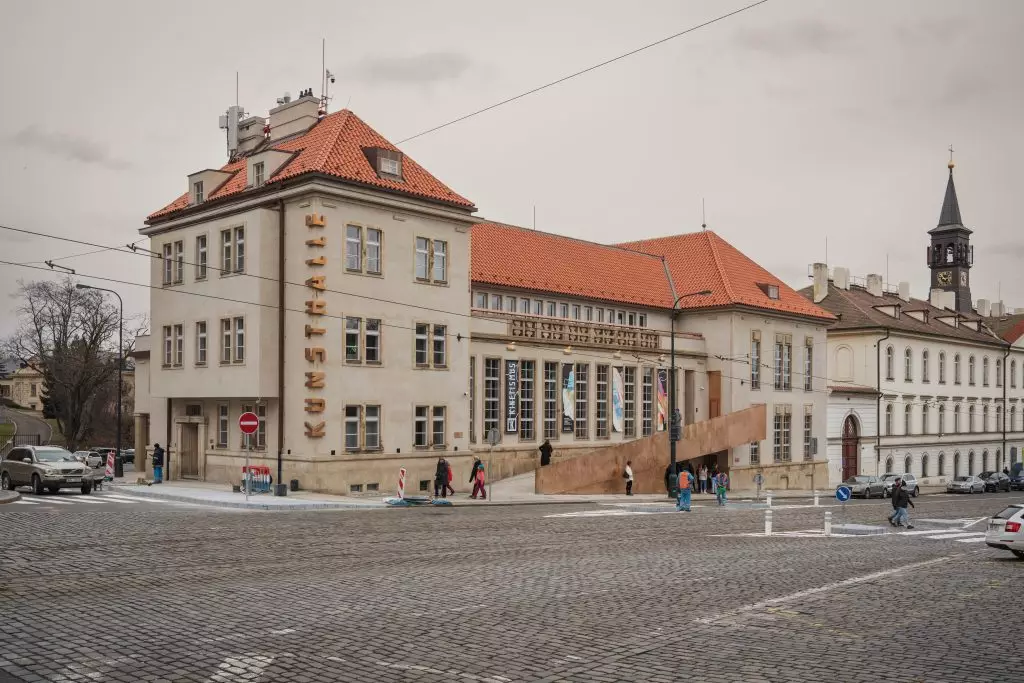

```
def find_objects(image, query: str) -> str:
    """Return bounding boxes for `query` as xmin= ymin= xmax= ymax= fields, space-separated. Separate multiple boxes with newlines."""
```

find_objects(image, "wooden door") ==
xmin=708 ymin=371 xmax=721 ymax=419
xmin=180 ymin=424 xmax=199 ymax=478
xmin=841 ymin=415 xmax=859 ymax=481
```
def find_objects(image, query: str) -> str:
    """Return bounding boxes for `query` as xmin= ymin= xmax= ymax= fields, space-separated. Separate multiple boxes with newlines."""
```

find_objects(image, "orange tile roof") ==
xmin=148 ymin=109 xmax=474 ymax=221
xmin=620 ymin=232 xmax=835 ymax=320
xmin=471 ymin=223 xmax=674 ymax=308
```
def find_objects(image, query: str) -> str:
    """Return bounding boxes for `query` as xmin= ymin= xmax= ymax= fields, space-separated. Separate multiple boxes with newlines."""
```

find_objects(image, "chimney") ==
xmin=976 ymin=299 xmax=990 ymax=317
xmin=930 ymin=288 xmax=944 ymax=308
xmin=267 ymin=91 xmax=320 ymax=142
xmin=866 ymin=273 xmax=884 ymax=297
xmin=943 ymin=291 xmax=956 ymax=311
xmin=812 ymin=263 xmax=829 ymax=303
xmin=898 ymin=281 xmax=911 ymax=302
xmin=833 ymin=267 xmax=850 ymax=290
xmin=236 ymin=115 xmax=268 ymax=156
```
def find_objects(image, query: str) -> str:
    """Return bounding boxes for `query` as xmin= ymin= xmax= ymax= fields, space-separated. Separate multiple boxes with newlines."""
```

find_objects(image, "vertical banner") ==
xmin=561 ymin=362 xmax=575 ymax=433
xmin=656 ymin=369 xmax=668 ymax=431
xmin=505 ymin=359 xmax=520 ymax=434
xmin=611 ymin=367 xmax=625 ymax=433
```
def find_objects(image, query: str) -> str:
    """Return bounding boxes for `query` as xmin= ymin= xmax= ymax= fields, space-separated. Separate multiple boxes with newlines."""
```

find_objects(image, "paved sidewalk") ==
xmin=110 ymin=480 xmax=386 ymax=510
xmin=0 ymin=490 xmax=20 ymax=505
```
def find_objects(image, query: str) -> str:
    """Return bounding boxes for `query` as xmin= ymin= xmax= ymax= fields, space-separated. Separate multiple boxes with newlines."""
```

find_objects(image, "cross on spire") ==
xmin=948 ymin=144 xmax=955 ymax=170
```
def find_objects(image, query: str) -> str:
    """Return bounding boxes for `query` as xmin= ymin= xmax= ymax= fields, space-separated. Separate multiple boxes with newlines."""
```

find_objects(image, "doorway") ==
xmin=180 ymin=423 xmax=199 ymax=478
xmin=841 ymin=415 xmax=860 ymax=481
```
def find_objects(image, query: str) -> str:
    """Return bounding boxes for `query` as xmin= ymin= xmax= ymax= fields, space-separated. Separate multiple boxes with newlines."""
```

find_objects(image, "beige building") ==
xmin=1 ymin=365 xmax=44 ymax=412
xmin=133 ymin=92 xmax=834 ymax=494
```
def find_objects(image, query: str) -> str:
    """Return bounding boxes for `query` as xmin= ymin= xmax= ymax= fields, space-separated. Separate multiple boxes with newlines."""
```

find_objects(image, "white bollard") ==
xmin=814 ymin=490 xmax=820 ymax=507
xmin=398 ymin=467 xmax=406 ymax=500
xmin=764 ymin=508 xmax=773 ymax=536
xmin=824 ymin=510 xmax=833 ymax=537
xmin=766 ymin=492 xmax=773 ymax=507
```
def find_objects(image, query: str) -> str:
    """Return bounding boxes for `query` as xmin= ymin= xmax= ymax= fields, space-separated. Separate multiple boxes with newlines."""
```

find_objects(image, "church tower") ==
xmin=927 ymin=156 xmax=973 ymax=314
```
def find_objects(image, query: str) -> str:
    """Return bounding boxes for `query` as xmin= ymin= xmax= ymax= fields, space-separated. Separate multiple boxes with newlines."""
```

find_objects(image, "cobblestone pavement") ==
xmin=1 ymin=492 xmax=1021 ymax=682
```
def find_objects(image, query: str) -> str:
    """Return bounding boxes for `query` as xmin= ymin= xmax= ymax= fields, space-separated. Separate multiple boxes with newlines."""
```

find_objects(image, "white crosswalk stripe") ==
xmin=12 ymin=499 xmax=38 ymax=505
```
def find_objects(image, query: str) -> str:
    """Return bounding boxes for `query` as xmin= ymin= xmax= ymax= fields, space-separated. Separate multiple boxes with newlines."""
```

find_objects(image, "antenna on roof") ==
xmin=533 ymin=205 xmax=536 ymax=230
xmin=701 ymin=198 xmax=707 ymax=231
xmin=319 ymin=38 xmax=334 ymax=117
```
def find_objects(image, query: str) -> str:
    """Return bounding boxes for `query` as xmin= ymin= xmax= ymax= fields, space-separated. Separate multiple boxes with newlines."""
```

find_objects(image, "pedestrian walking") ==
xmin=887 ymin=479 xmax=900 ymax=525
xmin=539 ymin=439 xmax=553 ymax=467
xmin=624 ymin=460 xmax=634 ymax=495
xmin=152 ymin=443 xmax=164 ymax=484
xmin=698 ymin=465 xmax=708 ymax=494
xmin=445 ymin=462 xmax=455 ymax=497
xmin=889 ymin=478 xmax=915 ymax=528
xmin=715 ymin=471 xmax=729 ymax=506
xmin=471 ymin=462 xmax=487 ymax=499
xmin=434 ymin=457 xmax=450 ymax=498
xmin=469 ymin=458 xmax=482 ymax=485
xmin=676 ymin=468 xmax=693 ymax=511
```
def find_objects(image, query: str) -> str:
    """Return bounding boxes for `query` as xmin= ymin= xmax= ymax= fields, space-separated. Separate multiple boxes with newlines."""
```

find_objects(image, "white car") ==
xmin=985 ymin=504 xmax=1024 ymax=559
xmin=73 ymin=450 xmax=104 ymax=469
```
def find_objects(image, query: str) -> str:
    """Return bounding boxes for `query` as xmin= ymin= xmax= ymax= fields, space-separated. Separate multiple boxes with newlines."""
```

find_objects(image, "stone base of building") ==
xmin=729 ymin=460 xmax=830 ymax=492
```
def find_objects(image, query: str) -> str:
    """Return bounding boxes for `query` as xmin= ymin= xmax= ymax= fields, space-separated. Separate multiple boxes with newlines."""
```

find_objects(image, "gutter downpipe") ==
xmin=1003 ymin=343 xmax=1010 ymax=470
xmin=876 ymin=328 xmax=891 ymax=476
xmin=276 ymin=199 xmax=286 ymax=494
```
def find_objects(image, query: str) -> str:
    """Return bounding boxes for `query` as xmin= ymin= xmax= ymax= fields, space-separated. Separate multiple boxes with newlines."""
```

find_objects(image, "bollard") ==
xmin=764 ymin=508 xmax=773 ymax=536
xmin=814 ymin=490 xmax=820 ymax=507
xmin=766 ymin=492 xmax=773 ymax=508
xmin=824 ymin=510 xmax=833 ymax=537
xmin=398 ymin=467 xmax=406 ymax=500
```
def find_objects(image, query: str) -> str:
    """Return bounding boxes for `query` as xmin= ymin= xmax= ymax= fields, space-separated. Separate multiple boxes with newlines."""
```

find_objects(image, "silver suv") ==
xmin=882 ymin=473 xmax=920 ymax=498
xmin=1 ymin=446 xmax=95 ymax=495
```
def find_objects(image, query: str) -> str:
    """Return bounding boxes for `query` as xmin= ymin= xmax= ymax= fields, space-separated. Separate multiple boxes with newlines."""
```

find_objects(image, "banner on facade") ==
xmin=561 ymin=363 xmax=575 ymax=433
xmin=611 ymin=367 xmax=624 ymax=433
xmin=505 ymin=359 xmax=520 ymax=434
xmin=656 ymin=369 xmax=668 ymax=431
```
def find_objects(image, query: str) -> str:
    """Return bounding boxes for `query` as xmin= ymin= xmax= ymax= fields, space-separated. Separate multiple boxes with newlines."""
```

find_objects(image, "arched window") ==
xmin=938 ymin=403 xmax=946 ymax=433
xmin=922 ymin=403 xmax=930 ymax=434
xmin=904 ymin=348 xmax=913 ymax=381
xmin=954 ymin=451 xmax=961 ymax=477
xmin=968 ymin=451 xmax=975 ymax=476
xmin=1013 ymin=360 xmax=1018 ymax=388
xmin=885 ymin=456 xmax=894 ymax=473
xmin=922 ymin=453 xmax=930 ymax=478
xmin=922 ymin=349 xmax=930 ymax=382
xmin=904 ymin=404 xmax=913 ymax=435
xmin=983 ymin=357 xmax=990 ymax=387
xmin=982 ymin=450 xmax=989 ymax=472
xmin=954 ymin=354 xmax=961 ymax=384
xmin=982 ymin=405 xmax=989 ymax=433
xmin=969 ymin=405 xmax=976 ymax=433
xmin=996 ymin=359 xmax=1002 ymax=388
xmin=968 ymin=356 xmax=976 ymax=386
xmin=885 ymin=403 xmax=894 ymax=435
xmin=939 ymin=352 xmax=946 ymax=384
xmin=996 ymin=405 xmax=1002 ymax=432
xmin=954 ymin=404 xmax=961 ymax=433
xmin=938 ymin=452 xmax=946 ymax=476
xmin=904 ymin=454 xmax=912 ymax=475
xmin=885 ymin=346 xmax=895 ymax=380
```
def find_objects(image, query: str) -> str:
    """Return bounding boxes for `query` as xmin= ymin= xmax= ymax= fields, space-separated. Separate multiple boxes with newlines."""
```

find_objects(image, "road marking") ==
xmin=97 ymin=494 xmax=142 ymax=503
xmin=697 ymin=555 xmax=956 ymax=626
xmin=372 ymin=659 xmax=512 ymax=682
xmin=37 ymin=498 xmax=76 ymax=505
xmin=69 ymin=497 xmax=107 ymax=504
xmin=962 ymin=516 xmax=990 ymax=528
xmin=207 ymin=654 xmax=274 ymax=682
xmin=957 ymin=536 xmax=989 ymax=543
xmin=11 ymin=500 xmax=38 ymax=505
xmin=545 ymin=509 xmax=657 ymax=518
xmin=924 ymin=532 xmax=985 ymax=540
xmin=269 ymin=628 xmax=296 ymax=635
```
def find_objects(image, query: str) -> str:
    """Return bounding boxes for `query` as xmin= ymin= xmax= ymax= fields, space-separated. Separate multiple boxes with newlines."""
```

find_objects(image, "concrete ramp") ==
xmin=535 ymin=405 xmax=766 ymax=494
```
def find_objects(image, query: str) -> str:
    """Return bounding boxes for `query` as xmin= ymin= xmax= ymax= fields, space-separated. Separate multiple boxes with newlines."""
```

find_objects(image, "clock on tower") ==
xmin=927 ymin=156 xmax=973 ymax=314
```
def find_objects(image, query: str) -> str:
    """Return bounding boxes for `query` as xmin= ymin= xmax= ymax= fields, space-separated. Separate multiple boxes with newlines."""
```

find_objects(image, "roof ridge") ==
xmin=310 ymin=109 xmax=351 ymax=173
xmin=474 ymin=221 xmax=667 ymax=260
xmin=704 ymin=232 xmax=737 ymax=302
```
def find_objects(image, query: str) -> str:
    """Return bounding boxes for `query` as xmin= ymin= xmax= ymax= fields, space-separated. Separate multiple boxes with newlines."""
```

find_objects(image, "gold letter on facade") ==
xmin=305 ymin=347 xmax=326 ymax=363
xmin=305 ymin=372 xmax=325 ymax=388
xmin=304 ymin=324 xmax=326 ymax=338
xmin=305 ymin=213 xmax=326 ymax=227
xmin=305 ymin=299 xmax=326 ymax=316
xmin=305 ymin=275 xmax=326 ymax=291
xmin=304 ymin=398 xmax=326 ymax=413
xmin=304 ymin=421 xmax=326 ymax=438
xmin=305 ymin=256 xmax=327 ymax=267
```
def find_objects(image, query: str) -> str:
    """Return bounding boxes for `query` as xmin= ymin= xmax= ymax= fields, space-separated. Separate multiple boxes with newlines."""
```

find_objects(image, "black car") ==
xmin=1010 ymin=473 xmax=1024 ymax=491
xmin=980 ymin=471 xmax=1011 ymax=493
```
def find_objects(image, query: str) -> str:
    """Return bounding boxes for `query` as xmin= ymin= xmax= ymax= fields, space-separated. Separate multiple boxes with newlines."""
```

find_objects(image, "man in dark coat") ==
xmin=539 ymin=440 xmax=553 ymax=467
xmin=152 ymin=443 xmax=165 ymax=484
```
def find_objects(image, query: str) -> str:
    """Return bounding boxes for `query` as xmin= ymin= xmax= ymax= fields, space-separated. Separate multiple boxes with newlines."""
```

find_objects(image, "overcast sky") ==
xmin=1 ymin=0 xmax=1022 ymax=340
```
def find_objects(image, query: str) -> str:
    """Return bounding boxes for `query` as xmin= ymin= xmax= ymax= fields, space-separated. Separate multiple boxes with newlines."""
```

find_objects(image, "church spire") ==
xmin=937 ymin=146 xmax=964 ymax=228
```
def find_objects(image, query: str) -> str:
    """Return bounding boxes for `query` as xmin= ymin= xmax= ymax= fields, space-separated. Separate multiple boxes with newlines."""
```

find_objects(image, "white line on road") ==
xmin=97 ymin=494 xmax=142 ymax=503
xmin=957 ymin=536 xmax=989 ymax=543
xmin=69 ymin=497 xmax=107 ymax=504
xmin=11 ymin=500 xmax=38 ymax=505
xmin=269 ymin=628 xmax=296 ymax=635
xmin=924 ymin=532 xmax=984 ymax=540
xmin=697 ymin=555 xmax=958 ymax=626
xmin=36 ymin=498 xmax=76 ymax=504
xmin=962 ymin=516 xmax=990 ymax=528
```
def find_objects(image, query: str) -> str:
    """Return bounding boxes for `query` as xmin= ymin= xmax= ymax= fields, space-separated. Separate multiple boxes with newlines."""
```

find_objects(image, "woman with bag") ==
xmin=471 ymin=462 xmax=487 ymax=499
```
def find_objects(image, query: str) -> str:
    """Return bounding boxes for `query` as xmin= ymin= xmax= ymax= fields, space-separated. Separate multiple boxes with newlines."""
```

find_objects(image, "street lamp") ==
xmin=668 ymin=289 xmax=712 ymax=497
xmin=76 ymin=284 xmax=124 ymax=478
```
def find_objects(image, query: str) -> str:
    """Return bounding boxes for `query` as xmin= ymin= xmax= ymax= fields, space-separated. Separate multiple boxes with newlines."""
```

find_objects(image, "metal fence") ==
xmin=0 ymin=434 xmax=41 ymax=459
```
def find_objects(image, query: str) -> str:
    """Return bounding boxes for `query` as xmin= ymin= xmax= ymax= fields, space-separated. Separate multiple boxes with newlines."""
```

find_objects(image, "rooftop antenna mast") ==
xmin=701 ymin=198 xmax=707 ymax=231
xmin=319 ymin=38 xmax=334 ymax=117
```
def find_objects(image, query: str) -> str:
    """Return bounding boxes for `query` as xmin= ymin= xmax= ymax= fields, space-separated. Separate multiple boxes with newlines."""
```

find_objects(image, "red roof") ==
xmin=620 ymin=232 xmax=835 ymax=320
xmin=148 ymin=109 xmax=474 ymax=220
xmin=471 ymin=222 xmax=674 ymax=308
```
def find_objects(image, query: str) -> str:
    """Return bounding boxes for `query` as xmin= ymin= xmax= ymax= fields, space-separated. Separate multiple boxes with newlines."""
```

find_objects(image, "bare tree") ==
xmin=3 ymin=277 xmax=133 ymax=451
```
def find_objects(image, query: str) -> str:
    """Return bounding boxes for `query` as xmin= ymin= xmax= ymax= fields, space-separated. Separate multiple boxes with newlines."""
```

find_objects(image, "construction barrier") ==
xmin=241 ymin=465 xmax=272 ymax=494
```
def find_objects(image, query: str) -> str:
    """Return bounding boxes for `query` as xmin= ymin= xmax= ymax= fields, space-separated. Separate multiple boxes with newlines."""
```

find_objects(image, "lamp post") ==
xmin=668 ymin=289 xmax=712 ymax=497
xmin=76 ymin=284 xmax=124 ymax=478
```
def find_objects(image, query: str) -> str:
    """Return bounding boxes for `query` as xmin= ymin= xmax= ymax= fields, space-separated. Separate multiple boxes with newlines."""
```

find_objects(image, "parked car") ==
xmin=0 ymin=445 xmax=95 ymax=495
xmin=980 ymin=471 xmax=1011 ymax=493
xmin=1010 ymin=473 xmax=1024 ymax=491
xmin=946 ymin=475 xmax=985 ymax=494
xmin=121 ymin=448 xmax=135 ymax=465
xmin=839 ymin=475 xmax=885 ymax=499
xmin=882 ymin=473 xmax=919 ymax=497
xmin=72 ymin=450 xmax=104 ymax=469
xmin=985 ymin=504 xmax=1024 ymax=559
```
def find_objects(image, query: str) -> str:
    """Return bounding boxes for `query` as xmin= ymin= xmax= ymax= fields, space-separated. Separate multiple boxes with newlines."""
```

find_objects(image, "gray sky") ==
xmin=2 ymin=0 xmax=1023 ymax=340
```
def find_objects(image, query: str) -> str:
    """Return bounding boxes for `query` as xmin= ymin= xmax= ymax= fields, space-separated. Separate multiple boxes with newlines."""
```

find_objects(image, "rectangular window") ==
xmin=750 ymin=441 xmax=760 ymax=464
xmin=596 ymin=365 xmax=609 ymax=439
xmin=804 ymin=339 xmax=813 ymax=391
xmin=543 ymin=361 xmax=558 ymax=439
xmin=346 ymin=225 xmax=362 ymax=271
xmin=196 ymin=235 xmax=208 ymax=280
xmin=624 ymin=366 xmax=636 ymax=437
xmin=256 ymin=403 xmax=267 ymax=449
xmin=520 ymin=360 xmax=535 ymax=441
xmin=491 ymin=295 xmax=503 ymax=311
xmin=173 ymin=241 xmax=184 ymax=284
xmin=432 ymin=324 xmax=447 ymax=367
xmin=584 ymin=306 xmax=593 ymax=321
xmin=345 ymin=406 xmax=360 ymax=451
xmin=414 ymin=406 xmax=429 ymax=447
xmin=484 ymin=358 xmax=500 ymax=438
xmin=221 ymin=319 xmax=232 ymax=363
xmin=365 ymin=319 xmax=380 ymax=363
xmin=196 ymin=321 xmax=207 ymax=365
xmin=415 ymin=237 xmax=447 ymax=283
xmin=432 ymin=406 xmax=446 ymax=448
xmin=217 ymin=404 xmax=228 ymax=447
xmin=345 ymin=317 xmax=361 ymax=362
xmin=469 ymin=357 xmax=476 ymax=444
xmin=233 ymin=317 xmax=245 ymax=362
xmin=365 ymin=405 xmax=380 ymax=449
xmin=617 ymin=311 xmax=625 ymax=325
xmin=750 ymin=332 xmax=761 ymax=390
xmin=414 ymin=324 xmax=429 ymax=367
xmin=366 ymin=228 xmax=382 ymax=275
xmin=628 ymin=312 xmax=636 ymax=327
xmin=234 ymin=227 xmax=244 ymax=273
xmin=221 ymin=229 xmax=232 ymax=274
xmin=642 ymin=368 xmax=653 ymax=437
xmin=162 ymin=326 xmax=172 ymax=366
xmin=519 ymin=298 xmax=530 ymax=315
xmin=533 ymin=300 xmax=543 ymax=316
xmin=506 ymin=296 xmax=517 ymax=313
xmin=252 ymin=162 xmax=265 ymax=186
xmin=546 ymin=302 xmax=556 ymax=317
xmin=574 ymin=363 xmax=589 ymax=439
xmin=559 ymin=303 xmax=569 ymax=319
xmin=773 ymin=410 xmax=792 ymax=462
xmin=572 ymin=304 xmax=581 ymax=320
xmin=162 ymin=244 xmax=173 ymax=285
xmin=597 ymin=309 xmax=605 ymax=323
xmin=194 ymin=181 xmax=204 ymax=203
xmin=775 ymin=336 xmax=792 ymax=390
xmin=803 ymin=411 xmax=813 ymax=459
xmin=173 ymin=324 xmax=183 ymax=366
xmin=639 ymin=314 xmax=647 ymax=328
xmin=221 ymin=228 xmax=244 ymax=274
xmin=474 ymin=292 xmax=488 ymax=309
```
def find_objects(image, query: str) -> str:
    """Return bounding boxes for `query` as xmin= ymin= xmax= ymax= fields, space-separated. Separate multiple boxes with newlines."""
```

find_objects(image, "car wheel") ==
xmin=31 ymin=474 xmax=44 ymax=495
xmin=80 ymin=482 xmax=92 ymax=495
xmin=1 ymin=472 xmax=14 ymax=491
xmin=913 ymin=486 xmax=919 ymax=497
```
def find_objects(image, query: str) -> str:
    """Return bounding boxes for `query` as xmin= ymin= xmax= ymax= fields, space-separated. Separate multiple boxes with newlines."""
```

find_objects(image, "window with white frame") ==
xmin=750 ymin=441 xmax=760 ymax=464
xmin=750 ymin=331 xmax=761 ymax=390
xmin=584 ymin=306 xmax=593 ymax=321
xmin=596 ymin=365 xmax=609 ymax=439
xmin=572 ymin=304 xmax=581 ymax=320
xmin=543 ymin=361 xmax=558 ymax=439
xmin=804 ymin=338 xmax=814 ymax=391
xmin=432 ymin=406 xmax=446 ymax=448
xmin=365 ymin=319 xmax=380 ymax=363
xmin=252 ymin=162 xmax=265 ymax=187
xmin=484 ymin=358 xmax=500 ymax=438
xmin=803 ymin=409 xmax=813 ymax=459
xmin=346 ymin=225 xmax=362 ymax=271
xmin=196 ymin=321 xmax=207 ymax=365
xmin=256 ymin=403 xmax=267 ymax=449
xmin=433 ymin=325 xmax=447 ymax=367
xmin=885 ymin=403 xmax=894 ymax=435
xmin=533 ymin=300 xmax=543 ymax=316
xmin=365 ymin=405 xmax=380 ymax=449
xmin=234 ymin=316 xmax=244 ymax=362
xmin=173 ymin=241 xmax=184 ymax=284
xmin=196 ymin=235 xmax=208 ymax=280
xmin=506 ymin=296 xmax=516 ymax=313
xmin=574 ymin=363 xmax=589 ymax=440
xmin=773 ymin=407 xmax=792 ymax=462
xmin=345 ymin=317 xmax=361 ymax=362
xmin=345 ymin=406 xmax=361 ymax=451
xmin=939 ymin=352 xmax=946 ymax=384
xmin=173 ymin=324 xmax=183 ymax=366
xmin=414 ymin=237 xmax=447 ymax=283
xmin=193 ymin=181 xmax=204 ymax=203
xmin=641 ymin=368 xmax=653 ymax=437
xmin=885 ymin=346 xmax=894 ymax=380
xmin=414 ymin=406 xmax=429 ymax=448
xmin=627 ymin=312 xmax=636 ymax=326
xmin=775 ymin=335 xmax=792 ymax=390
xmin=560 ymin=303 xmax=569 ymax=319
xmin=474 ymin=292 xmax=488 ymax=309
xmin=546 ymin=302 xmax=556 ymax=317
xmin=519 ymin=298 xmax=530 ymax=315
xmin=220 ymin=319 xmax=232 ymax=363
xmin=217 ymin=404 xmax=229 ymax=447
xmin=345 ymin=225 xmax=383 ymax=275
xmin=921 ymin=349 xmax=930 ymax=383
xmin=221 ymin=227 xmax=244 ymax=274
xmin=414 ymin=324 xmax=428 ymax=366
xmin=904 ymin=403 xmax=913 ymax=435
xmin=162 ymin=326 xmax=172 ymax=366
xmin=904 ymin=347 xmax=912 ymax=382
xmin=162 ymin=244 xmax=173 ymax=285
xmin=597 ymin=308 xmax=605 ymax=323
xmin=639 ymin=314 xmax=647 ymax=327
xmin=520 ymin=360 xmax=535 ymax=441
xmin=491 ymin=295 xmax=503 ymax=311
xmin=623 ymin=366 xmax=636 ymax=437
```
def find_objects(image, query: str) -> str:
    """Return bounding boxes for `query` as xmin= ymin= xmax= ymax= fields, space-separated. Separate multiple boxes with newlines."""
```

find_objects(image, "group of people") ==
xmin=623 ymin=460 xmax=731 ymax=510
xmin=887 ymin=476 xmax=916 ymax=529
xmin=434 ymin=457 xmax=487 ymax=499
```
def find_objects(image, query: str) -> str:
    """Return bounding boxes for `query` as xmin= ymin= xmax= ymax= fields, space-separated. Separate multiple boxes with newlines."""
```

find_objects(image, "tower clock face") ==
xmin=960 ymin=271 xmax=968 ymax=286
xmin=937 ymin=271 xmax=952 ymax=286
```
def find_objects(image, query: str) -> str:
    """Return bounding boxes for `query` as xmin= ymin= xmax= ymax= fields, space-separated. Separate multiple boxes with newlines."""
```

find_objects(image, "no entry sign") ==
xmin=239 ymin=411 xmax=260 ymax=435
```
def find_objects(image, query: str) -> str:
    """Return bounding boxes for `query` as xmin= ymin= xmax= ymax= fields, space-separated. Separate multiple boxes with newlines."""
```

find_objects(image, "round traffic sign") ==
xmin=835 ymin=485 xmax=852 ymax=502
xmin=239 ymin=411 xmax=260 ymax=435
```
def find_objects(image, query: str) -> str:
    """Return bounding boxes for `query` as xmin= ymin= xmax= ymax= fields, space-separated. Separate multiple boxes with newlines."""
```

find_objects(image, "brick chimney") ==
xmin=866 ymin=274 xmax=884 ymax=297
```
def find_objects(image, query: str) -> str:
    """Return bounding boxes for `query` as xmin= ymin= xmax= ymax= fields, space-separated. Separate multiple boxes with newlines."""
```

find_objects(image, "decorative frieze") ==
xmin=508 ymin=318 xmax=660 ymax=350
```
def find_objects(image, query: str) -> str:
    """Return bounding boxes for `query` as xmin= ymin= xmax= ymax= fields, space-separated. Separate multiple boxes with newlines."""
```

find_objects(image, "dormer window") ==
xmin=193 ymin=181 xmax=204 ymax=204
xmin=380 ymin=156 xmax=399 ymax=176
xmin=758 ymin=283 xmax=780 ymax=300
xmin=364 ymin=147 xmax=403 ymax=180
xmin=252 ymin=162 xmax=265 ymax=187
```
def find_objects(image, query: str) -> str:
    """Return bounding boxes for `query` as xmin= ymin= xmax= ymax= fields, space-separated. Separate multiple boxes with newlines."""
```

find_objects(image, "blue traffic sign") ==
xmin=835 ymin=486 xmax=852 ymax=502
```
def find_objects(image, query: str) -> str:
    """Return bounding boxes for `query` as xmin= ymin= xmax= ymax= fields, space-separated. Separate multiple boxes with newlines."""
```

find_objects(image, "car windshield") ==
xmin=845 ymin=476 xmax=869 ymax=484
xmin=994 ymin=506 xmax=1023 ymax=520
xmin=35 ymin=449 xmax=74 ymax=463
xmin=979 ymin=471 xmax=995 ymax=478
xmin=954 ymin=476 xmax=970 ymax=482
xmin=882 ymin=475 xmax=899 ymax=481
